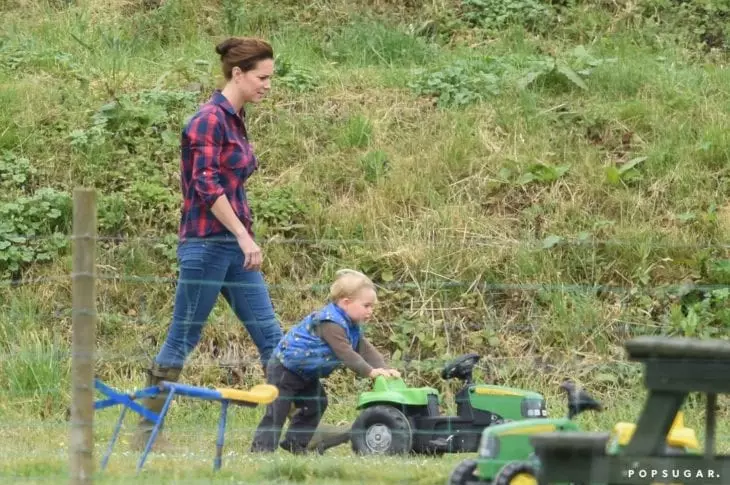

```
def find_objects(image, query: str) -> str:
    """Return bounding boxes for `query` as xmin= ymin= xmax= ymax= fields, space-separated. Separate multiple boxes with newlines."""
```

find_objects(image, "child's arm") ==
xmin=317 ymin=323 xmax=379 ymax=378
xmin=358 ymin=338 xmax=400 ymax=377
xmin=356 ymin=337 xmax=387 ymax=369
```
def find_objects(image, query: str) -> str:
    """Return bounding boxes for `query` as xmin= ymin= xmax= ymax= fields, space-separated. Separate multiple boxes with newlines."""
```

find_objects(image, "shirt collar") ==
xmin=211 ymin=90 xmax=243 ymax=119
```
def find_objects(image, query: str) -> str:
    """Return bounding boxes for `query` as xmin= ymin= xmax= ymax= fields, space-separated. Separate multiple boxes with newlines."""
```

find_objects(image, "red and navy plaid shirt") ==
xmin=178 ymin=90 xmax=258 ymax=241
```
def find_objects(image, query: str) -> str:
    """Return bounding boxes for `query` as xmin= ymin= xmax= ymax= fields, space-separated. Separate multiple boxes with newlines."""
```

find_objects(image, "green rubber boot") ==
xmin=130 ymin=362 xmax=182 ymax=452
xmin=307 ymin=423 xmax=352 ymax=454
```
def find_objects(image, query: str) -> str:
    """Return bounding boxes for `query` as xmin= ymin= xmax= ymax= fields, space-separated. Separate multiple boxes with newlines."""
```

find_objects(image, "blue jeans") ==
xmin=154 ymin=238 xmax=284 ymax=370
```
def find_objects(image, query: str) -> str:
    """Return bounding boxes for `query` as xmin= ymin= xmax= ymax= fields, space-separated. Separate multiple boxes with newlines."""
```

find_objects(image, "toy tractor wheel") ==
xmin=351 ymin=405 xmax=412 ymax=455
xmin=448 ymin=459 xmax=484 ymax=485
xmin=494 ymin=461 xmax=538 ymax=485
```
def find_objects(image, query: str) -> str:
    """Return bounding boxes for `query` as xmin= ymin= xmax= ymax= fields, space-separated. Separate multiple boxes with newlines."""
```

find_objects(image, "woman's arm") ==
xmin=210 ymin=196 xmax=262 ymax=269
xmin=210 ymin=195 xmax=249 ymax=240
xmin=188 ymin=111 xmax=262 ymax=269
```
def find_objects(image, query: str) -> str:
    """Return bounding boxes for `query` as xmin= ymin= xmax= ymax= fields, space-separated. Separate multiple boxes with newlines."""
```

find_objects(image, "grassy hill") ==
xmin=1 ymin=0 xmax=730 ymax=481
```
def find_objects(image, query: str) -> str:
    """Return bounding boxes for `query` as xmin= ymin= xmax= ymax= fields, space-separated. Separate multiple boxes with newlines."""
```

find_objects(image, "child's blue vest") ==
xmin=273 ymin=302 xmax=361 ymax=380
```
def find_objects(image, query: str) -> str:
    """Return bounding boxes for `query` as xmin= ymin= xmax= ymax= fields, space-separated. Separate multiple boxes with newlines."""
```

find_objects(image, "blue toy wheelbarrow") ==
xmin=94 ymin=378 xmax=278 ymax=472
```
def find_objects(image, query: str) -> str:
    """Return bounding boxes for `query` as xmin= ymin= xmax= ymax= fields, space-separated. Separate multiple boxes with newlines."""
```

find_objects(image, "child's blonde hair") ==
xmin=329 ymin=269 xmax=376 ymax=302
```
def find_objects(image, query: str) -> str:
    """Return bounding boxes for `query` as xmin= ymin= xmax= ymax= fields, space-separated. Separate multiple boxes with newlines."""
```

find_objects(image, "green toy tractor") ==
xmin=447 ymin=378 xmax=702 ymax=485
xmin=348 ymin=353 xmax=548 ymax=456
xmin=447 ymin=380 xmax=602 ymax=485
xmin=528 ymin=336 xmax=713 ymax=485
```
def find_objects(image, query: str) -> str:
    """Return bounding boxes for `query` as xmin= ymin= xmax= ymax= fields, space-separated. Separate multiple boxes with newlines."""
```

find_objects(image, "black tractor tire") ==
xmin=448 ymin=459 xmax=486 ymax=485
xmin=493 ymin=461 xmax=538 ymax=485
xmin=351 ymin=405 xmax=413 ymax=455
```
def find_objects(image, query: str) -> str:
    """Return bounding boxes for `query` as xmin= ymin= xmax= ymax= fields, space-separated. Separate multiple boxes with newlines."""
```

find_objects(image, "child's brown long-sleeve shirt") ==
xmin=315 ymin=323 xmax=387 ymax=378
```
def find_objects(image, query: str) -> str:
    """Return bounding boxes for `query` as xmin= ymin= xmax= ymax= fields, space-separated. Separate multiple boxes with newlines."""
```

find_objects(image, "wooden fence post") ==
xmin=70 ymin=188 xmax=96 ymax=485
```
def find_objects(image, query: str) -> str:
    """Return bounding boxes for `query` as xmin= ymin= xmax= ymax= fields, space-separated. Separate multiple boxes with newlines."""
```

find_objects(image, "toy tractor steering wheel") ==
xmin=441 ymin=353 xmax=481 ymax=383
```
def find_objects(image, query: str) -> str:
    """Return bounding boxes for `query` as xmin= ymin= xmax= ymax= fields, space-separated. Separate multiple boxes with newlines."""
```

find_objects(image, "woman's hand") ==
xmin=237 ymin=233 xmax=262 ymax=270
xmin=209 ymin=196 xmax=263 ymax=270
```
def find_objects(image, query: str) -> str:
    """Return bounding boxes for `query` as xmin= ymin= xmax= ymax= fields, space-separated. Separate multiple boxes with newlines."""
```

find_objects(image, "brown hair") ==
xmin=215 ymin=37 xmax=274 ymax=80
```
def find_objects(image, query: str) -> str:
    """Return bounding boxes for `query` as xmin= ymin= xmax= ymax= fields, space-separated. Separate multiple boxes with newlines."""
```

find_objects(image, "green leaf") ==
xmin=380 ymin=269 xmax=394 ymax=282
xmin=556 ymin=62 xmax=588 ymax=90
xmin=542 ymin=235 xmax=563 ymax=249
xmin=516 ymin=172 xmax=535 ymax=185
xmin=605 ymin=166 xmax=621 ymax=185
xmin=517 ymin=70 xmax=543 ymax=90
xmin=677 ymin=212 xmax=696 ymax=222
xmin=619 ymin=156 xmax=648 ymax=174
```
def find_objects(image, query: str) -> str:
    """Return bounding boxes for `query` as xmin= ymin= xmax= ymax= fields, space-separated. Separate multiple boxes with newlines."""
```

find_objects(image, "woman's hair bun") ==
xmin=215 ymin=38 xmax=240 ymax=57
xmin=215 ymin=37 xmax=274 ymax=79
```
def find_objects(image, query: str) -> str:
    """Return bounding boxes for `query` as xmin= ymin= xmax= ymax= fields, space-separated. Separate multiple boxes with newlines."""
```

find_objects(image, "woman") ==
xmin=133 ymin=37 xmax=284 ymax=450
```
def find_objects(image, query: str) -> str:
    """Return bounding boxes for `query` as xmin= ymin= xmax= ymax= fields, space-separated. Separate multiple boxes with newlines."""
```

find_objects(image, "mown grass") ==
xmin=2 ymin=389 xmax=729 ymax=484
xmin=1 ymin=0 xmax=730 ymax=481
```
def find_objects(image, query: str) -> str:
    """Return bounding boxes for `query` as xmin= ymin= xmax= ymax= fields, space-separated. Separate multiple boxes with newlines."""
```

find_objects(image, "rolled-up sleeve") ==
xmin=189 ymin=111 xmax=225 ymax=207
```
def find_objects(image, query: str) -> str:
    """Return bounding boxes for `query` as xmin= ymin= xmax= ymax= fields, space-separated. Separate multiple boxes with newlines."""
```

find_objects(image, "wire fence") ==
xmin=5 ymin=273 xmax=730 ymax=295
xmin=3 ymin=232 xmax=730 ymax=247
xmin=2 ymin=195 xmax=730 ymax=484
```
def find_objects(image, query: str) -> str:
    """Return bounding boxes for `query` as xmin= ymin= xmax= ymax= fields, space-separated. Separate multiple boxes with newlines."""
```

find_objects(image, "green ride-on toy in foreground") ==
xmin=448 ymin=377 xmax=701 ymax=485
xmin=346 ymin=353 xmax=549 ymax=456
xmin=530 ymin=336 xmax=711 ymax=485
xmin=447 ymin=379 xmax=602 ymax=485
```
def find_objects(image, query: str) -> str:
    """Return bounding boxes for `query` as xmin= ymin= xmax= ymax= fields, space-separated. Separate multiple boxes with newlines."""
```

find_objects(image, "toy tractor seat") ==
xmin=609 ymin=411 xmax=700 ymax=451
xmin=441 ymin=353 xmax=481 ymax=384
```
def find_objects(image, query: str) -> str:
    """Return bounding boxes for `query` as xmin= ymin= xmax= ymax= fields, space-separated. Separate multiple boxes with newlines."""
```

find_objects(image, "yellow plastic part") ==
xmin=611 ymin=422 xmax=636 ymax=446
xmin=473 ymin=387 xmax=524 ymax=397
xmin=666 ymin=428 xmax=700 ymax=450
xmin=216 ymin=384 xmax=279 ymax=405
xmin=509 ymin=473 xmax=537 ymax=485
xmin=499 ymin=424 xmax=557 ymax=436
xmin=609 ymin=411 xmax=699 ymax=450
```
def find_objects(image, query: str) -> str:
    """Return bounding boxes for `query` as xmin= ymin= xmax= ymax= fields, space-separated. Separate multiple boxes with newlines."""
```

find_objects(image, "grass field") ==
xmin=3 ymin=392 xmax=730 ymax=484
xmin=1 ymin=0 xmax=730 ymax=482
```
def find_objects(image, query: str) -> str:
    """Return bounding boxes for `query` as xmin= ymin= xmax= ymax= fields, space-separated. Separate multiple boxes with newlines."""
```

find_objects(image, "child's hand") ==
xmin=369 ymin=368 xmax=402 ymax=378
xmin=368 ymin=368 xmax=393 ymax=378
